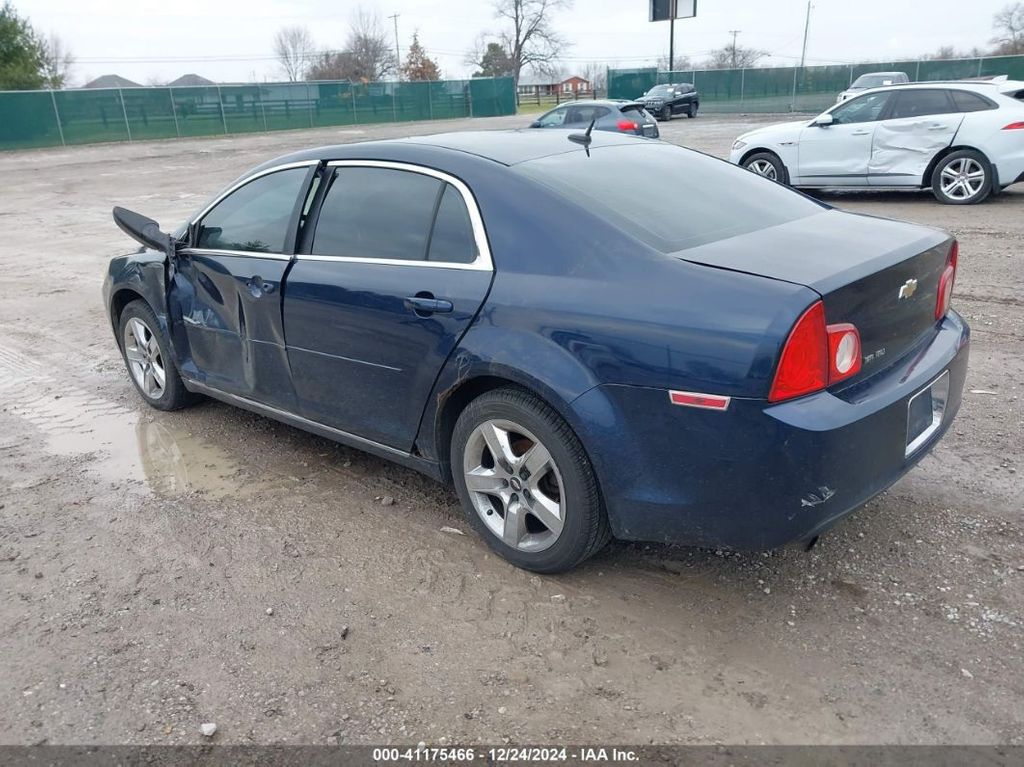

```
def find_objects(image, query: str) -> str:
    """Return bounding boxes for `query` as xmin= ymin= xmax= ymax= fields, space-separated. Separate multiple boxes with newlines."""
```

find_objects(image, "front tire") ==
xmin=687 ymin=102 xmax=697 ymax=118
xmin=932 ymin=149 xmax=992 ymax=205
xmin=450 ymin=387 xmax=610 ymax=573
xmin=659 ymin=105 xmax=671 ymax=121
xmin=743 ymin=151 xmax=788 ymax=184
xmin=118 ymin=299 xmax=195 ymax=411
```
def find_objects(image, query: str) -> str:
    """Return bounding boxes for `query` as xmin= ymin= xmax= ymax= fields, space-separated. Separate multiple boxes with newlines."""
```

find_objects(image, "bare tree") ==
xmin=656 ymin=54 xmax=692 ymax=72
xmin=41 ymin=32 xmax=74 ymax=88
xmin=341 ymin=8 xmax=397 ymax=81
xmin=468 ymin=0 xmax=571 ymax=87
xmin=991 ymin=2 xmax=1024 ymax=54
xmin=274 ymin=25 xmax=314 ymax=81
xmin=703 ymin=42 xmax=766 ymax=70
xmin=579 ymin=61 xmax=608 ymax=92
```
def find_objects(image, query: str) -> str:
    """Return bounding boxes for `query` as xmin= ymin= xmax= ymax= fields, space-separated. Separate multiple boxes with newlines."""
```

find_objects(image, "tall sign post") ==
xmin=650 ymin=0 xmax=697 ymax=73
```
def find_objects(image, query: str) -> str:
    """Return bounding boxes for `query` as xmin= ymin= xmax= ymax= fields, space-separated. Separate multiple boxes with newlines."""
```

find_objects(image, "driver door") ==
xmin=172 ymin=163 xmax=316 ymax=409
xmin=797 ymin=91 xmax=893 ymax=185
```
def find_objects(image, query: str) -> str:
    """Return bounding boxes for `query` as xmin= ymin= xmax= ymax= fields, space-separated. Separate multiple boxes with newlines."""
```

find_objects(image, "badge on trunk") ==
xmin=898 ymin=278 xmax=918 ymax=300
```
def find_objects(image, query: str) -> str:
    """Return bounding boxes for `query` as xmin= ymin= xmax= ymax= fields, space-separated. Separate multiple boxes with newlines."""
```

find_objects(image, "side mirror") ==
xmin=112 ymin=206 xmax=176 ymax=256
xmin=813 ymin=113 xmax=835 ymax=127
xmin=529 ymin=120 xmax=541 ymax=128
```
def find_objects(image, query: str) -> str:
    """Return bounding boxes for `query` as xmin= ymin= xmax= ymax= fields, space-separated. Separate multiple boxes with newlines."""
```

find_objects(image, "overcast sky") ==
xmin=18 ymin=0 xmax=1013 ymax=85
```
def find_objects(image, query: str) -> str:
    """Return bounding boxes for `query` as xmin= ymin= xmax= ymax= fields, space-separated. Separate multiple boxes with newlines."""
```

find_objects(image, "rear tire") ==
xmin=743 ymin=151 xmax=788 ymax=184
xmin=118 ymin=299 xmax=196 ymax=411
xmin=450 ymin=387 xmax=610 ymax=573
xmin=931 ymin=149 xmax=992 ymax=205
xmin=659 ymin=105 xmax=671 ymax=121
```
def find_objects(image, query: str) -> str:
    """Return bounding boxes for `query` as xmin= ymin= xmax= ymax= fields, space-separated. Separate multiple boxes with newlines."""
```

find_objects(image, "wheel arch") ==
xmin=738 ymin=147 xmax=791 ymax=184
xmin=922 ymin=144 xmax=994 ymax=189
xmin=109 ymin=287 xmax=147 ymax=333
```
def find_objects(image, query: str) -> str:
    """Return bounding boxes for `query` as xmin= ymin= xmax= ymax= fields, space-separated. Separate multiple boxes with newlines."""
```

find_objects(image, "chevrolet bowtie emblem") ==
xmin=898 ymin=278 xmax=918 ymax=300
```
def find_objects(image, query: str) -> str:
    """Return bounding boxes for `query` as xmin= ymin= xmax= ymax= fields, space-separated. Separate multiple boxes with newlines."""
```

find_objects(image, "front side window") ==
xmin=830 ymin=91 xmax=892 ymax=124
xmin=888 ymin=89 xmax=954 ymax=119
xmin=196 ymin=167 xmax=308 ymax=253
xmin=537 ymin=107 xmax=568 ymax=127
xmin=312 ymin=167 xmax=442 ymax=261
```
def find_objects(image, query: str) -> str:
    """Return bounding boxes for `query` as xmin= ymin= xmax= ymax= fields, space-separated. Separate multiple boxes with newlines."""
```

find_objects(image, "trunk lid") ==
xmin=675 ymin=209 xmax=952 ymax=382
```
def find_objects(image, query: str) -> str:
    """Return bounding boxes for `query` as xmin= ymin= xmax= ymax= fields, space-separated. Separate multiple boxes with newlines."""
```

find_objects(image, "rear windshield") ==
xmin=514 ymin=143 xmax=824 ymax=253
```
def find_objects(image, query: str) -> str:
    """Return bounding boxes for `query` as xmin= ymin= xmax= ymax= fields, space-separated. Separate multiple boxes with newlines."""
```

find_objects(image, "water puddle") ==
xmin=0 ymin=344 xmax=249 ymax=498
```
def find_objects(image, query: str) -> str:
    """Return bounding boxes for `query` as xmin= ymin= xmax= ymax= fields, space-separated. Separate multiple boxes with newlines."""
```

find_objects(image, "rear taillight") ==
xmin=769 ymin=301 xmax=863 ymax=403
xmin=617 ymin=119 xmax=639 ymax=131
xmin=1001 ymin=121 xmax=1024 ymax=130
xmin=935 ymin=239 xmax=958 ymax=320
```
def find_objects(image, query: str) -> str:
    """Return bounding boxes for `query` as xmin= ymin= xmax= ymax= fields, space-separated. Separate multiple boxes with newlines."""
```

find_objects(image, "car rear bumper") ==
xmin=569 ymin=311 xmax=970 ymax=550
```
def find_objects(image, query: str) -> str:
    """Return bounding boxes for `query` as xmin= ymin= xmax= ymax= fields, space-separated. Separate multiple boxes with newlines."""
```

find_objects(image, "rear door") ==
xmin=797 ymin=90 xmax=892 ymax=185
xmin=282 ymin=162 xmax=493 ymax=449
xmin=869 ymin=89 xmax=964 ymax=186
xmin=174 ymin=163 xmax=315 ymax=408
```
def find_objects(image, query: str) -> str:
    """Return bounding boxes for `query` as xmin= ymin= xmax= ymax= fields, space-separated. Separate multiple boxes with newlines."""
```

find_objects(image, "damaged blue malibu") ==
xmin=103 ymin=130 xmax=969 ymax=572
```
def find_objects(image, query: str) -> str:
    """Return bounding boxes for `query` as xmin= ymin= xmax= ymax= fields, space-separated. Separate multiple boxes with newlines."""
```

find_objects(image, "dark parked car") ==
xmin=105 ymin=130 xmax=968 ymax=573
xmin=529 ymin=99 xmax=659 ymax=138
xmin=640 ymin=82 xmax=699 ymax=120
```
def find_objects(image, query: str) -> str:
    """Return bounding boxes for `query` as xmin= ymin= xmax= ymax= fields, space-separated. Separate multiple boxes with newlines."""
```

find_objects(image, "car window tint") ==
xmin=515 ymin=142 xmax=824 ymax=253
xmin=567 ymin=105 xmax=610 ymax=123
xmin=427 ymin=184 xmax=478 ymax=264
xmin=313 ymin=167 xmax=442 ymax=260
xmin=538 ymin=108 xmax=567 ymax=127
xmin=830 ymin=91 xmax=891 ymax=124
xmin=950 ymin=90 xmax=996 ymax=112
xmin=196 ymin=168 xmax=307 ymax=253
xmin=889 ymin=89 xmax=954 ymax=119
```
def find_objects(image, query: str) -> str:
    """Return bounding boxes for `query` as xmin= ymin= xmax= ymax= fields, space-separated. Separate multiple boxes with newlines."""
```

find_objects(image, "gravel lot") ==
xmin=0 ymin=112 xmax=1021 ymax=746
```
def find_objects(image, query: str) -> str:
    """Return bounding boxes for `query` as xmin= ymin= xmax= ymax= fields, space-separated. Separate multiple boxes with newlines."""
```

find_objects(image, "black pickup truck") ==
xmin=639 ymin=83 xmax=699 ymax=120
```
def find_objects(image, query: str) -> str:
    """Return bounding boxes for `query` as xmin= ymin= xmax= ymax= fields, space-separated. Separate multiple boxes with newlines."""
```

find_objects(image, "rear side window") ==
xmin=566 ymin=105 xmax=610 ymax=123
xmin=888 ymin=89 xmax=954 ymax=119
xmin=196 ymin=168 xmax=308 ymax=253
xmin=427 ymin=184 xmax=478 ymax=264
xmin=312 ymin=167 xmax=442 ymax=260
xmin=950 ymin=90 xmax=997 ymax=112
xmin=515 ymin=143 xmax=824 ymax=253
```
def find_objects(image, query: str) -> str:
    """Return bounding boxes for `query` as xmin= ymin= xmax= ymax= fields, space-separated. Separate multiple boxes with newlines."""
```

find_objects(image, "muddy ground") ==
xmin=0 ymin=113 xmax=1021 ymax=746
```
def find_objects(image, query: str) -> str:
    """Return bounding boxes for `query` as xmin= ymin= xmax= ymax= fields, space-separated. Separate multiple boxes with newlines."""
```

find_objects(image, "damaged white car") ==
xmin=730 ymin=80 xmax=1024 ymax=204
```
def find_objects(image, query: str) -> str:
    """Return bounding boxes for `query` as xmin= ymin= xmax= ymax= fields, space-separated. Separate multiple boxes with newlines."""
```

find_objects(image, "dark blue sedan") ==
xmin=104 ymin=130 xmax=968 ymax=573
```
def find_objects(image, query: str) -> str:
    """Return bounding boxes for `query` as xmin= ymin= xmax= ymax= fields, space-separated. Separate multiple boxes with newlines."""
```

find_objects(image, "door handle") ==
xmin=405 ymin=295 xmax=454 ymax=315
xmin=928 ymin=125 xmax=949 ymax=131
xmin=851 ymin=130 xmax=870 ymax=136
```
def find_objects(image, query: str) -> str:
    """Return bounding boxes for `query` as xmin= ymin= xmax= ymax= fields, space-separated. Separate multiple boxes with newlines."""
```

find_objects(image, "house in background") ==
xmin=516 ymin=73 xmax=591 ymax=97
xmin=168 ymin=74 xmax=216 ymax=88
xmin=82 ymin=74 xmax=143 ymax=89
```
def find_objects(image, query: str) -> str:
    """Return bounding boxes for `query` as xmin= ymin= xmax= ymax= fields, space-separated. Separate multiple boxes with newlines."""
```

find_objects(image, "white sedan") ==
xmin=729 ymin=80 xmax=1024 ymax=204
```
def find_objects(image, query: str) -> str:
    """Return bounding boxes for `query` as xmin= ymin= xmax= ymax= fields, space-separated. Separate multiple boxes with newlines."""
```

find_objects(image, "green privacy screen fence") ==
xmin=608 ymin=54 xmax=1024 ymax=114
xmin=0 ymin=77 xmax=516 ymax=151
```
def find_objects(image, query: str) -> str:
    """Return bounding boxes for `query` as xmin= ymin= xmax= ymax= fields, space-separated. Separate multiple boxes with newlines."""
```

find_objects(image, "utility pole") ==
xmin=728 ymin=29 xmax=741 ymax=69
xmin=388 ymin=13 xmax=401 ymax=77
xmin=790 ymin=1 xmax=813 ymax=111
xmin=668 ymin=0 xmax=675 ymax=72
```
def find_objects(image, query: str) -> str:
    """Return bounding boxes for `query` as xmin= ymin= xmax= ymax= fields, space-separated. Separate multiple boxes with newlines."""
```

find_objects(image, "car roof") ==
xmin=847 ymin=79 xmax=1024 ymax=98
xmin=252 ymin=129 xmax=645 ymax=171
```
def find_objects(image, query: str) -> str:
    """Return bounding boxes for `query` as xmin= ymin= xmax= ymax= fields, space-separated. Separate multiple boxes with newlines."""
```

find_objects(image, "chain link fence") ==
xmin=608 ymin=55 xmax=1024 ymax=114
xmin=0 ymin=77 xmax=516 ymax=151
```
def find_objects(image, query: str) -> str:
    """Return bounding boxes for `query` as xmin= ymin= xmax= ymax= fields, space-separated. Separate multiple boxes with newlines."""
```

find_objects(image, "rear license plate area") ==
xmin=905 ymin=370 xmax=950 ymax=457
xmin=642 ymin=126 xmax=657 ymax=136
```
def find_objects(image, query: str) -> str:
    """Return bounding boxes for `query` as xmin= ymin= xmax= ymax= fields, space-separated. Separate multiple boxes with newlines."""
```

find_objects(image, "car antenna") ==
xmin=568 ymin=119 xmax=596 ymax=156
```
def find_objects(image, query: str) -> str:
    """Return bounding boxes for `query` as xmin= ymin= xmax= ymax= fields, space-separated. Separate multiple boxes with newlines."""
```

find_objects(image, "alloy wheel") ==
xmin=939 ymin=157 xmax=985 ymax=201
xmin=123 ymin=317 xmax=166 ymax=399
xmin=462 ymin=419 xmax=565 ymax=553
xmin=747 ymin=159 xmax=778 ymax=180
